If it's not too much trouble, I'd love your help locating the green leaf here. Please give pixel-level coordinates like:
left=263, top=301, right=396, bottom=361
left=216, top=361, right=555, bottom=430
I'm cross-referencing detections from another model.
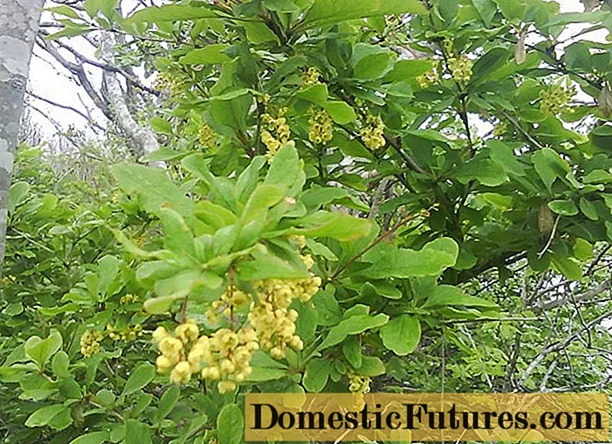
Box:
left=159, top=207, right=196, bottom=258
left=157, top=386, right=180, bottom=420
left=149, top=116, right=173, bottom=135
left=591, top=124, right=612, bottom=149
left=380, top=315, right=421, bottom=356
left=551, top=253, right=582, bottom=281
left=238, top=252, right=308, bottom=280
left=302, top=0, right=426, bottom=29
left=143, top=295, right=183, bottom=315
left=362, top=238, right=459, bottom=279
left=302, top=358, right=332, bottom=392
left=121, top=363, right=156, bottom=397
left=532, top=148, right=570, bottom=192
left=111, top=164, right=194, bottom=221
left=548, top=200, right=578, bottom=216
left=423, top=285, right=497, bottom=309
left=218, top=404, right=244, bottom=444
left=8, top=181, right=30, bottom=214
left=579, top=198, right=598, bottom=221
left=125, top=419, right=152, bottom=444
left=357, top=356, right=386, bottom=376
left=296, top=83, right=329, bottom=105
left=25, top=330, right=63, bottom=368
left=179, top=44, right=231, bottom=64
left=455, top=159, right=508, bottom=186
left=247, top=351, right=289, bottom=381
left=342, top=336, right=362, bottom=368
left=292, top=212, right=372, bottom=241
left=242, top=184, right=285, bottom=224
left=52, top=351, right=70, bottom=378
left=351, top=44, right=394, bottom=80
left=265, top=143, right=301, bottom=189
left=126, top=5, right=217, bottom=24
left=322, top=101, right=357, bottom=124
left=69, top=431, right=110, bottom=444
left=319, top=313, right=389, bottom=350
left=25, top=405, right=68, bottom=428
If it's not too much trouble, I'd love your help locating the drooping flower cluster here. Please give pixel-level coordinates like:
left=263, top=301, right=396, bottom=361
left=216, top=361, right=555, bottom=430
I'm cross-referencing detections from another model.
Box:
left=197, top=327, right=259, bottom=394
left=120, top=294, right=138, bottom=305
left=153, top=320, right=258, bottom=393
left=261, top=108, right=291, bottom=157
left=206, top=285, right=250, bottom=324
left=302, top=67, right=321, bottom=87
left=348, top=372, right=371, bottom=393
left=540, top=83, right=576, bottom=115
left=447, top=55, right=473, bottom=83
left=308, top=107, right=334, bottom=145
left=106, top=324, right=144, bottom=342
left=248, top=255, right=322, bottom=359
left=348, top=372, right=371, bottom=411
left=198, top=124, right=217, bottom=148
left=153, top=320, right=200, bottom=384
left=153, top=72, right=185, bottom=98
left=360, top=113, right=386, bottom=150
left=416, top=63, right=440, bottom=89
left=80, top=329, right=103, bottom=357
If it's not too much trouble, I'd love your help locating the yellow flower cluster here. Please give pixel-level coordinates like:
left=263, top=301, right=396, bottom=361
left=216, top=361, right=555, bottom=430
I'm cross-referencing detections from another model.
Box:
left=206, top=285, right=251, bottom=324
left=153, top=72, right=184, bottom=98
left=360, top=114, right=386, bottom=150
left=416, top=64, right=440, bottom=89
left=197, top=327, right=259, bottom=394
left=261, top=108, right=291, bottom=157
left=248, top=255, right=321, bottom=359
left=447, top=55, right=473, bottom=83
left=348, top=372, right=371, bottom=393
left=80, top=329, right=103, bottom=357
left=198, top=124, right=217, bottom=148
left=107, top=324, right=144, bottom=342
left=308, top=107, right=333, bottom=145
left=302, top=67, right=321, bottom=87
left=120, top=294, right=138, bottom=305
left=153, top=320, right=258, bottom=393
left=153, top=320, right=200, bottom=384
left=348, top=372, right=371, bottom=411
left=540, top=84, right=576, bottom=115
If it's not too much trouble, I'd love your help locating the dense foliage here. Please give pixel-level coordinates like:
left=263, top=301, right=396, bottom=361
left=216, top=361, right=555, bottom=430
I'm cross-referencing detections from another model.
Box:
left=1, top=0, right=612, bottom=442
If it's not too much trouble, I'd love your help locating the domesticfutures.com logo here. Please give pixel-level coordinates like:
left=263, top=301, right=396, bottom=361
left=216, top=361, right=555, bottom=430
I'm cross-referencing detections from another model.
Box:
left=244, top=393, right=609, bottom=442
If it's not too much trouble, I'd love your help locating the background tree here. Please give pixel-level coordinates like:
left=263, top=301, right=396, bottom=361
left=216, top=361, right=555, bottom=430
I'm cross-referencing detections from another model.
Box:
left=0, top=0, right=44, bottom=270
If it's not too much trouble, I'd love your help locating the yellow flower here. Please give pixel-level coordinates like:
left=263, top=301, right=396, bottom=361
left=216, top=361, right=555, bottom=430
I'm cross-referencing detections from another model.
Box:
left=447, top=55, right=472, bottom=83
left=80, top=329, right=103, bottom=357
left=170, top=361, right=192, bottom=384
left=540, top=83, right=576, bottom=115
left=302, top=67, right=321, bottom=87
left=308, top=107, right=334, bottom=145
left=261, top=108, right=291, bottom=158
left=360, top=113, right=385, bottom=150
left=198, top=124, right=217, bottom=148
left=175, top=320, right=200, bottom=344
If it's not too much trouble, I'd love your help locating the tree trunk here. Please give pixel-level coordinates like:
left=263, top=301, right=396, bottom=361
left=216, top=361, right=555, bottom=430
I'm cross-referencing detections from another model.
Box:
left=0, top=0, right=44, bottom=270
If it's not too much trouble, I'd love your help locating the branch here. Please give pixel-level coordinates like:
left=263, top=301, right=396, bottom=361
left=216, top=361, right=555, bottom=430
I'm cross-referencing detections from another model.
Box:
left=26, top=90, right=104, bottom=131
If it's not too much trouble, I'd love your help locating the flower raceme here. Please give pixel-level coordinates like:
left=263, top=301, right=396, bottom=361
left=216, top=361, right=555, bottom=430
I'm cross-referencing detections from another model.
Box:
left=360, top=113, right=386, bottom=150
left=308, top=107, right=334, bottom=145
left=152, top=248, right=322, bottom=392
left=261, top=108, right=291, bottom=157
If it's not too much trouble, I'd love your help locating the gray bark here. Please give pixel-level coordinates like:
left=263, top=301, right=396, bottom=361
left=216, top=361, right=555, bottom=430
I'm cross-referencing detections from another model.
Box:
left=0, top=0, right=44, bottom=270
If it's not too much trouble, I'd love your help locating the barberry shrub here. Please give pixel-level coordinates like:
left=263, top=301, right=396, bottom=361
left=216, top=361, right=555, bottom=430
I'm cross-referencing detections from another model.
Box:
left=1, top=0, right=612, bottom=443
